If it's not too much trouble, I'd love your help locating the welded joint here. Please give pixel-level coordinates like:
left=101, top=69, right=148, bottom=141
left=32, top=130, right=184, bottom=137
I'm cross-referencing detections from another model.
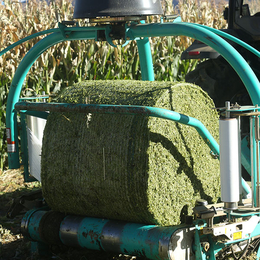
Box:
left=58, top=22, right=72, bottom=39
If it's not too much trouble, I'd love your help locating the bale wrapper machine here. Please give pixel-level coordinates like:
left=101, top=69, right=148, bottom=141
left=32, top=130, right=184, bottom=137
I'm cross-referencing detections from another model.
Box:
left=3, top=0, right=260, bottom=259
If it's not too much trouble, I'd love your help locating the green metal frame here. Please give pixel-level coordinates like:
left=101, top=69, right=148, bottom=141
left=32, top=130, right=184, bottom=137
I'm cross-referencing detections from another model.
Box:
left=5, top=21, right=260, bottom=169
left=14, top=101, right=220, bottom=155
left=4, top=18, right=260, bottom=260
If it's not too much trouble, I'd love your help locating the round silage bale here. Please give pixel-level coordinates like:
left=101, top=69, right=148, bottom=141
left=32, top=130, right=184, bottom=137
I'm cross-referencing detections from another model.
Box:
left=41, top=80, right=220, bottom=226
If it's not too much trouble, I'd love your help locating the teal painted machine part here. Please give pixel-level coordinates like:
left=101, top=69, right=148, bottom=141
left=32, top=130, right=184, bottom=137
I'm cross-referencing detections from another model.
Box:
left=6, top=28, right=101, bottom=168
left=126, top=22, right=260, bottom=105
left=135, top=20, right=154, bottom=81
left=191, top=23, right=260, bottom=59
left=60, top=216, right=179, bottom=260
left=22, top=210, right=181, bottom=260
left=119, top=223, right=178, bottom=259
left=0, top=29, right=56, bottom=57
left=60, top=215, right=109, bottom=250
left=242, top=178, right=251, bottom=199
left=241, top=136, right=251, bottom=176
left=14, top=101, right=219, bottom=156
left=21, top=209, right=47, bottom=242
left=6, top=22, right=260, bottom=170
left=19, top=110, right=49, bottom=120
left=19, top=113, right=31, bottom=182
left=136, top=36, right=155, bottom=81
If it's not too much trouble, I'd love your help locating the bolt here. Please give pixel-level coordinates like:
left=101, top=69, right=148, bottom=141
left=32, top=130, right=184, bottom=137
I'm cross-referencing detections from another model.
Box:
left=201, top=242, right=210, bottom=252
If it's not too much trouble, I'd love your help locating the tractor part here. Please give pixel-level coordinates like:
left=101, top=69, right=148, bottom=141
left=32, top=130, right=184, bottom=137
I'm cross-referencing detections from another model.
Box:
left=182, top=0, right=260, bottom=60
left=182, top=0, right=260, bottom=111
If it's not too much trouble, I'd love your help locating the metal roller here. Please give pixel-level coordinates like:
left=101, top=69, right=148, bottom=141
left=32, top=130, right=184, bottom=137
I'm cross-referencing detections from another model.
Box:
left=21, top=209, right=195, bottom=260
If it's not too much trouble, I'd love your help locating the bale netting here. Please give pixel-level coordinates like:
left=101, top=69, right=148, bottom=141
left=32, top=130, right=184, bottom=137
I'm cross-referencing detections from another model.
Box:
left=41, top=80, right=220, bottom=226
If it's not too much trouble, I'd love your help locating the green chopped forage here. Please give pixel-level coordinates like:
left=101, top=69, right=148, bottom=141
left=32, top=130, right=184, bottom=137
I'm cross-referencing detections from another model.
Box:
left=41, top=80, right=220, bottom=226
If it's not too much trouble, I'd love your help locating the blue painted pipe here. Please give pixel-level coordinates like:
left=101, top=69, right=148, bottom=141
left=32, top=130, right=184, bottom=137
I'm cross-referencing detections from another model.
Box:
left=136, top=36, right=155, bottom=81
left=6, top=22, right=260, bottom=169
left=189, top=23, right=260, bottom=59
left=6, top=28, right=102, bottom=168
left=14, top=101, right=220, bottom=155
left=126, top=22, right=260, bottom=105
left=21, top=209, right=186, bottom=260
left=136, top=20, right=154, bottom=81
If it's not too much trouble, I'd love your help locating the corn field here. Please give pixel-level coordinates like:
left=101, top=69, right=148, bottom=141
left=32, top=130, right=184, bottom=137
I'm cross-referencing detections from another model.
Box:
left=0, top=0, right=227, bottom=171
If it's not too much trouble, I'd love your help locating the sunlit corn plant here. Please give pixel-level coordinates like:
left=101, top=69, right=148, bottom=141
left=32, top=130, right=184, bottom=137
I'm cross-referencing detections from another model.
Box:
left=0, top=0, right=227, bottom=170
left=176, top=0, right=227, bottom=48
left=0, top=81, right=8, bottom=170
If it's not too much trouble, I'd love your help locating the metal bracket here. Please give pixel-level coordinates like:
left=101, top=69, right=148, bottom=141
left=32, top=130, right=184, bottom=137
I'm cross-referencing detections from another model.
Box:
left=204, top=215, right=260, bottom=242
left=105, top=24, right=131, bottom=48
left=58, top=22, right=72, bottom=39
left=193, top=220, right=209, bottom=260
left=194, top=228, right=205, bottom=260
left=7, top=190, right=44, bottom=218
left=193, top=201, right=217, bottom=228
left=61, top=20, right=78, bottom=26
left=105, top=26, right=117, bottom=47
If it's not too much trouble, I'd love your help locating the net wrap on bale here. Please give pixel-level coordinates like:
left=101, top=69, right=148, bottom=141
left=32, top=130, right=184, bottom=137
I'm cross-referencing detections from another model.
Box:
left=41, top=80, right=220, bottom=226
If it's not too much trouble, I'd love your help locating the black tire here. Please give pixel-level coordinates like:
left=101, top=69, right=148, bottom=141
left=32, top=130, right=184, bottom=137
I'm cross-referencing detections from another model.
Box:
left=185, top=57, right=251, bottom=108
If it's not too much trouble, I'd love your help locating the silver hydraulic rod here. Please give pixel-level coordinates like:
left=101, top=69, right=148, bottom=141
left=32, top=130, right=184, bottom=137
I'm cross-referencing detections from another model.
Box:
left=254, top=115, right=260, bottom=207
left=220, top=102, right=240, bottom=212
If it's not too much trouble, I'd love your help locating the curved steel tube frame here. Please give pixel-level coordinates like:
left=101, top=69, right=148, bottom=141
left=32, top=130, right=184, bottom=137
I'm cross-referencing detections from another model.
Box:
left=14, top=101, right=220, bottom=156
left=6, top=21, right=260, bottom=168
left=4, top=18, right=260, bottom=260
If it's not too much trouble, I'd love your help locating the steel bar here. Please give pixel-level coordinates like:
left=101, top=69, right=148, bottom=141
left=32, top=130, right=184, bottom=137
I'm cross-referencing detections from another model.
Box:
left=15, top=101, right=219, bottom=155
left=7, top=22, right=260, bottom=169
left=6, top=28, right=101, bottom=168
left=127, top=22, right=260, bottom=105
left=191, top=23, right=260, bottom=59
left=136, top=36, right=154, bottom=81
